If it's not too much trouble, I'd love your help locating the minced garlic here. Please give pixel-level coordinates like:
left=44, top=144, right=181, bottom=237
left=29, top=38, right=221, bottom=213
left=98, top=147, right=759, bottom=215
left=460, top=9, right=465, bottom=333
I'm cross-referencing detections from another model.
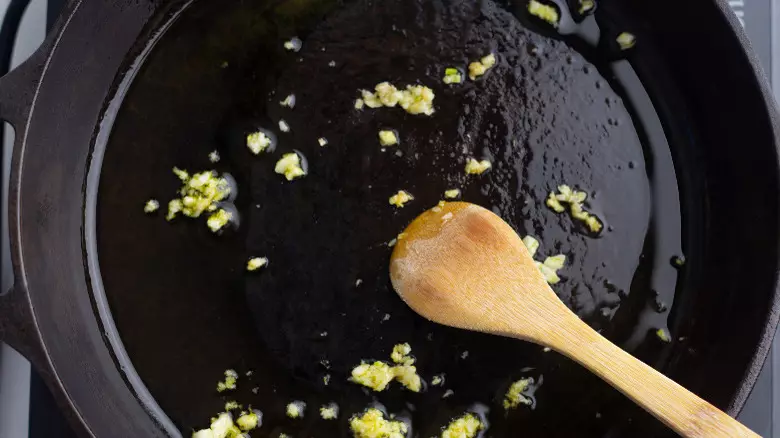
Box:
left=379, top=130, right=399, bottom=146
left=318, top=137, right=328, bottom=147
left=286, top=401, right=306, bottom=419
left=192, top=412, right=242, bottom=438
left=247, top=131, right=273, bottom=155
left=144, top=199, right=159, bottom=213
left=279, top=94, right=296, bottom=108
left=547, top=185, right=603, bottom=232
left=528, top=0, right=560, bottom=26
left=350, top=361, right=396, bottom=392
left=389, top=190, right=413, bottom=208
left=544, top=254, right=566, bottom=270
left=283, top=37, right=302, bottom=52
left=207, top=209, right=233, bottom=233
left=236, top=411, right=260, bottom=431
left=504, top=378, right=533, bottom=409
left=522, top=236, right=540, bottom=257
left=350, top=343, right=423, bottom=392
left=390, top=343, right=413, bottom=365
left=431, top=374, right=445, bottom=386
left=358, top=82, right=435, bottom=116
left=394, top=365, right=422, bottom=392
left=656, top=328, right=671, bottom=343
left=444, top=189, right=461, bottom=199
left=579, top=0, right=595, bottom=14
left=167, top=199, right=183, bottom=221
left=275, top=153, right=306, bottom=181
left=278, top=119, right=290, bottom=132
left=167, top=168, right=231, bottom=221
left=209, top=151, right=220, bottom=163
left=441, top=413, right=484, bottom=438
left=465, top=158, right=491, bottom=175
left=320, top=402, right=339, bottom=420
left=443, top=67, right=462, bottom=84
left=246, top=257, right=268, bottom=271
left=350, top=408, right=407, bottom=438
left=468, top=54, right=497, bottom=80
left=224, top=401, right=240, bottom=411
left=617, top=32, right=636, bottom=50
left=216, top=369, right=238, bottom=392
left=400, top=85, right=435, bottom=115
left=523, top=236, right=565, bottom=284
left=545, top=192, right=566, bottom=213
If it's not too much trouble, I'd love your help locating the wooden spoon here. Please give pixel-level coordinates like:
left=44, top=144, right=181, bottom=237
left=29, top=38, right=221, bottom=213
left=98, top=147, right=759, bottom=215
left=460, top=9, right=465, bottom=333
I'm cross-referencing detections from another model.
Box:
left=389, top=201, right=759, bottom=438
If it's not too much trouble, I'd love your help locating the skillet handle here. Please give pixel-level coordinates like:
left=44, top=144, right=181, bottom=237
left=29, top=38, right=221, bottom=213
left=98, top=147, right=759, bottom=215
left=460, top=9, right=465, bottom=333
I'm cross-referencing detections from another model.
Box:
left=0, top=0, right=76, bottom=359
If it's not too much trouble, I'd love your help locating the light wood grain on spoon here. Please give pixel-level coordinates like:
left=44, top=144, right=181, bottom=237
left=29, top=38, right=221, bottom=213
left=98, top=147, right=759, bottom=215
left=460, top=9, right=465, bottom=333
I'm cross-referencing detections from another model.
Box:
left=389, top=201, right=759, bottom=438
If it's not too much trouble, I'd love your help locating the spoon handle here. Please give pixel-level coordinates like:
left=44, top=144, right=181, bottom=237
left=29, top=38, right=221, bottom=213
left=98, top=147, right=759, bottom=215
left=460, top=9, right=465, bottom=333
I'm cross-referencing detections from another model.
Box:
left=543, top=316, right=759, bottom=438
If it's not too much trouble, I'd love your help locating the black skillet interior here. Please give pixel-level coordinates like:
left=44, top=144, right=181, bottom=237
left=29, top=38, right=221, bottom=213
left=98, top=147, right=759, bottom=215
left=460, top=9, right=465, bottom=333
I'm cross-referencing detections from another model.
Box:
left=92, top=0, right=779, bottom=436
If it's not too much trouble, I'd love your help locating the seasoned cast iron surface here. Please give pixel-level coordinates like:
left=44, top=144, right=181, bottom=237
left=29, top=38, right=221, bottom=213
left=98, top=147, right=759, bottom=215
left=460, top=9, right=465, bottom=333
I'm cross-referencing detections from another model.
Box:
left=97, top=0, right=686, bottom=435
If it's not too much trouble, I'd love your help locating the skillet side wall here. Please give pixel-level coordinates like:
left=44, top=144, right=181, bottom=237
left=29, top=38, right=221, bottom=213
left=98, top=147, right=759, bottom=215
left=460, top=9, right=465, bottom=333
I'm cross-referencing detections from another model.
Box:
left=626, top=0, right=780, bottom=412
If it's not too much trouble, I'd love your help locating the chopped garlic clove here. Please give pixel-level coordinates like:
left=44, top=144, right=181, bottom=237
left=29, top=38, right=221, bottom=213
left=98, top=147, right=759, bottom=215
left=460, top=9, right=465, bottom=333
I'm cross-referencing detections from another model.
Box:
left=579, top=0, right=595, bottom=14
left=389, top=190, right=413, bottom=207
left=442, top=413, right=484, bottom=438
left=236, top=411, right=260, bottom=431
left=481, top=53, right=496, bottom=68
left=274, top=153, right=306, bottom=181
left=528, top=0, right=560, bottom=26
left=207, top=209, right=233, bottom=233
left=378, top=130, right=399, bottom=146
left=246, top=257, right=268, bottom=271
left=465, top=158, right=492, bottom=175
left=522, top=236, right=540, bottom=257
left=247, top=131, right=273, bottom=155
left=144, top=199, right=160, bottom=213
left=286, top=401, right=306, bottom=419
left=283, top=37, right=302, bottom=52
left=444, top=188, right=461, bottom=199
left=543, top=254, right=566, bottom=270
left=279, top=94, right=296, bottom=108
left=319, top=403, right=339, bottom=420
left=617, top=32, right=636, bottom=50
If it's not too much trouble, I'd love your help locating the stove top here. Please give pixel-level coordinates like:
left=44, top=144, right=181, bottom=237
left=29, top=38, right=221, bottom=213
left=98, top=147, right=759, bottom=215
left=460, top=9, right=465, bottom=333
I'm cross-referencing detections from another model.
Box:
left=0, top=0, right=777, bottom=437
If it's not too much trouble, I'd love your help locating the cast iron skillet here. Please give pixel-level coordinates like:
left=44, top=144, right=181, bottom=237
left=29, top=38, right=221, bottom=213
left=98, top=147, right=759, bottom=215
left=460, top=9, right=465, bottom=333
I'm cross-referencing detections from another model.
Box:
left=0, top=0, right=778, bottom=436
